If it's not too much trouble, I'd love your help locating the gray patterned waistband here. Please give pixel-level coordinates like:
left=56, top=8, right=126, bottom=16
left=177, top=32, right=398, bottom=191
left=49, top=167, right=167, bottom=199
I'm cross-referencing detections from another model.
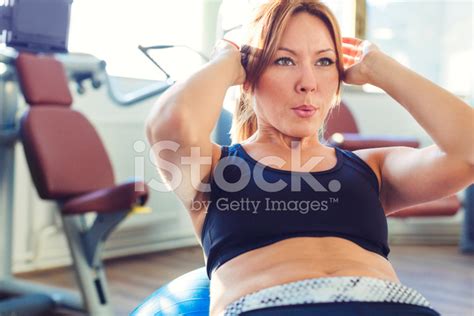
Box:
left=223, top=276, right=432, bottom=316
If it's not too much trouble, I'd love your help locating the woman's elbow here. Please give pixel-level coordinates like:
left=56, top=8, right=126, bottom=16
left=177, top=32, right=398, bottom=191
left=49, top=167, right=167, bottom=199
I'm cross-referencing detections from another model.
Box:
left=145, top=101, right=171, bottom=143
left=145, top=102, right=191, bottom=145
left=145, top=118, right=158, bottom=145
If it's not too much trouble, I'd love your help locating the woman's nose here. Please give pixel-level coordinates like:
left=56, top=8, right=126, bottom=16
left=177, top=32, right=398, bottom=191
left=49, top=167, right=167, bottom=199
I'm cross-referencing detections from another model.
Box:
left=295, top=66, right=318, bottom=93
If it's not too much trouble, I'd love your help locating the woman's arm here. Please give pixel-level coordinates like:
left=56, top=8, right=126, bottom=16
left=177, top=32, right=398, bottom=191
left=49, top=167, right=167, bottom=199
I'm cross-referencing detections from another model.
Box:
left=144, top=41, right=244, bottom=220
left=342, top=37, right=474, bottom=213
left=365, top=50, right=474, bottom=165
left=146, top=41, right=244, bottom=145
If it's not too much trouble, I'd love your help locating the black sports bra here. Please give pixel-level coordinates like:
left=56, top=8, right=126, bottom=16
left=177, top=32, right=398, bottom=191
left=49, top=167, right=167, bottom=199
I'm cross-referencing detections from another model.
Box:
left=201, top=143, right=389, bottom=279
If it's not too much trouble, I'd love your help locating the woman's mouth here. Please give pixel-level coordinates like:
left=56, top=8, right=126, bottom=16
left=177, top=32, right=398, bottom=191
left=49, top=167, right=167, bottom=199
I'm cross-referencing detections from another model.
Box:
left=292, top=105, right=318, bottom=118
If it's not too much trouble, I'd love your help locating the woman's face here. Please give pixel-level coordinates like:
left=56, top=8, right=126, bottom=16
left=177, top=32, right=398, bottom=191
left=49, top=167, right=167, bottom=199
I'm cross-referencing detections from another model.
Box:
left=253, top=12, right=339, bottom=139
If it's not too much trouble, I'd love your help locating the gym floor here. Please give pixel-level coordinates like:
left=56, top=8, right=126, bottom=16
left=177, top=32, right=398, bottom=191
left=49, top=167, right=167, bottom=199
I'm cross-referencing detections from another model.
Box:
left=18, top=245, right=474, bottom=316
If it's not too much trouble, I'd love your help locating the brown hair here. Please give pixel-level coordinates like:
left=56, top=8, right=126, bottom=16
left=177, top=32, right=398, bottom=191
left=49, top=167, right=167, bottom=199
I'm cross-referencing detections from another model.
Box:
left=230, top=0, right=344, bottom=144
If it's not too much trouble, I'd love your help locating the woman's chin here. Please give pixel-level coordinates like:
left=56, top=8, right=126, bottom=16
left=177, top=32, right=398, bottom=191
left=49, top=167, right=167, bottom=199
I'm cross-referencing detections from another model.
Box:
left=285, top=127, right=320, bottom=139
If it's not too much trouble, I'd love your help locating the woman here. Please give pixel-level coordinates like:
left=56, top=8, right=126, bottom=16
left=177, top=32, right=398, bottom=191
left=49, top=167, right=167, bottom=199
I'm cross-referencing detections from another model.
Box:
left=146, top=1, right=474, bottom=315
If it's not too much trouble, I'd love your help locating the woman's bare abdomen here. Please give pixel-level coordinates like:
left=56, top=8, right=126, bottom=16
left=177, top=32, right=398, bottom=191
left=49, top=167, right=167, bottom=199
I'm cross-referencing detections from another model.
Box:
left=209, top=236, right=399, bottom=316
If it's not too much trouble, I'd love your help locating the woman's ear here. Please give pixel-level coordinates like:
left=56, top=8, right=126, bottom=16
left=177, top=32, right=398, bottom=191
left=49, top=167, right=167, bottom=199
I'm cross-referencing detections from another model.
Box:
left=243, top=81, right=251, bottom=92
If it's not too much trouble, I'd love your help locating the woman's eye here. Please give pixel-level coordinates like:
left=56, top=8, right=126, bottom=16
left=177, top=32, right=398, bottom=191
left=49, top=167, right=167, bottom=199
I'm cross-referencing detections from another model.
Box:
left=274, top=57, right=295, bottom=66
left=316, top=58, right=335, bottom=66
left=274, top=57, right=334, bottom=67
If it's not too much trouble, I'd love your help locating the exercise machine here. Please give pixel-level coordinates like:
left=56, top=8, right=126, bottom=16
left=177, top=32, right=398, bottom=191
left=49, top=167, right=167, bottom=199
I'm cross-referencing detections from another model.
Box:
left=0, top=1, right=171, bottom=315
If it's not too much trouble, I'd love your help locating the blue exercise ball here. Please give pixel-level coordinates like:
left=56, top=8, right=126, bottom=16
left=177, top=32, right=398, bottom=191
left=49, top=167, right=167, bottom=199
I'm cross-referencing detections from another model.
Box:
left=131, top=267, right=210, bottom=316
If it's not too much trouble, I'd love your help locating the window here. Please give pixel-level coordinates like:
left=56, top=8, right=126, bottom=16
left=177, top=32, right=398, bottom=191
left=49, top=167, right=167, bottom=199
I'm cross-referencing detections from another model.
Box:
left=68, top=0, right=207, bottom=81
left=365, top=0, right=472, bottom=96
